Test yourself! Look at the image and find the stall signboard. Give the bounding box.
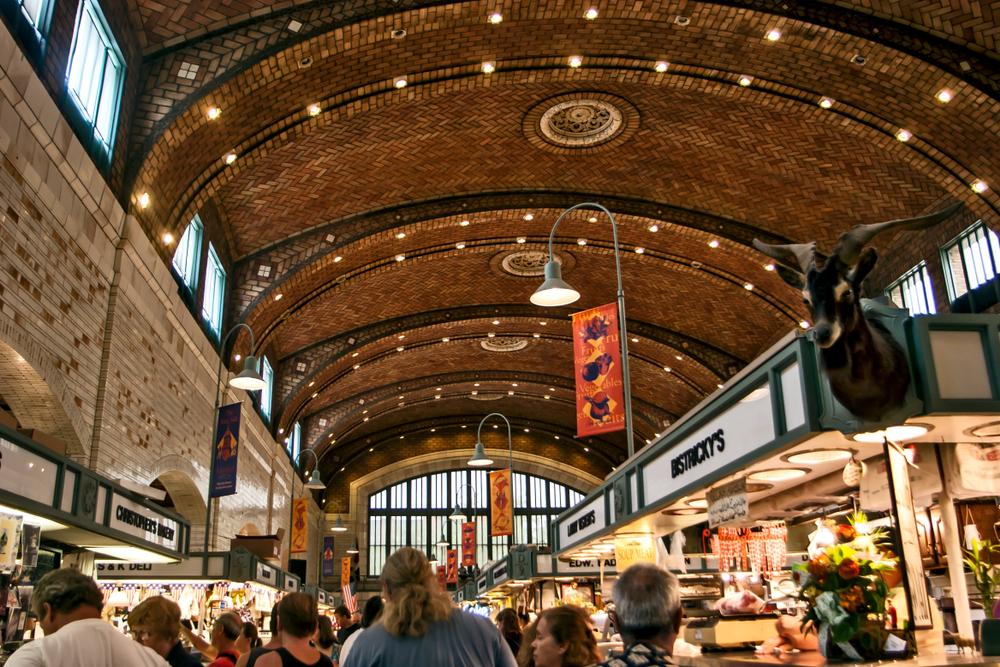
[108,493,180,552]
[706,478,749,528]
[256,561,278,588]
[0,437,58,504]
[477,575,488,594]
[558,495,605,550]
[614,534,656,571]
[553,557,618,575]
[573,303,626,437]
[282,573,300,593]
[491,559,509,586]
[97,558,207,578]
[641,384,775,509]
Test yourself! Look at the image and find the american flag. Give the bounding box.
[342,580,358,614]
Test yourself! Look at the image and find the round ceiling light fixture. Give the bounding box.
[785,449,853,465]
[851,424,931,443]
[967,421,1000,438]
[747,468,808,482]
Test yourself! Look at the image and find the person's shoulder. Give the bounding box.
[4,639,43,667]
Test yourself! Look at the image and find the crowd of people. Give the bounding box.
[4,548,684,667]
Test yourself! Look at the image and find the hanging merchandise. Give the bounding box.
[710,522,787,575]
[0,513,23,570]
[667,531,687,573]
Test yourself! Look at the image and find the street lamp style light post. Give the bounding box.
[531,202,636,458]
[203,323,267,558]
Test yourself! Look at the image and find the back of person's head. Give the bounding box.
[361,595,384,628]
[612,563,681,641]
[517,620,537,667]
[268,602,280,635]
[31,568,103,620]
[333,604,350,619]
[380,546,453,637]
[214,611,242,642]
[278,592,318,639]
[316,615,336,649]
[496,607,522,638]
[536,606,601,667]
[242,620,261,648]
[129,595,182,643]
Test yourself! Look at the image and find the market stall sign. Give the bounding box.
[614,534,656,571]
[706,478,749,528]
[96,557,207,578]
[559,496,605,548]
[491,560,508,585]
[554,557,618,575]
[255,561,278,587]
[0,437,58,506]
[109,493,180,551]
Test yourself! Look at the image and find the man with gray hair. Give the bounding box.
[597,563,681,667]
[207,612,243,667]
[7,568,167,666]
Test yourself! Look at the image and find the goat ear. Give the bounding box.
[776,265,805,290]
[848,247,878,286]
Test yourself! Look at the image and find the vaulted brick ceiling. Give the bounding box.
[126,0,1000,492]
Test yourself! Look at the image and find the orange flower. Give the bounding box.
[839,585,864,612]
[808,554,830,579]
[837,523,857,542]
[838,558,860,580]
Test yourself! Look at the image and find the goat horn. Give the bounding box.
[751,239,818,274]
[834,201,964,265]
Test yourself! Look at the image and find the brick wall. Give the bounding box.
[0,18,322,580]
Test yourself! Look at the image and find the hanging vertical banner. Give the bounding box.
[436,565,447,590]
[321,536,336,577]
[490,469,513,537]
[209,403,242,498]
[290,498,309,554]
[572,303,625,437]
[342,556,352,584]
[461,521,476,566]
[20,524,40,568]
[446,548,458,584]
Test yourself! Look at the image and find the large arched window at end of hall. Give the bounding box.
[366,469,586,577]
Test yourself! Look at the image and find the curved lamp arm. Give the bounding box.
[545,202,625,299]
[476,412,513,473]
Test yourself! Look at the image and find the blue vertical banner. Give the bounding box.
[322,536,336,577]
[210,403,241,498]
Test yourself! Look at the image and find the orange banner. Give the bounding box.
[290,498,309,553]
[572,302,626,437]
[436,565,447,590]
[446,548,458,583]
[490,469,513,537]
[461,521,476,566]
[342,556,352,584]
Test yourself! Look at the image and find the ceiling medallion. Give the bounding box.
[481,337,528,352]
[501,251,549,277]
[470,393,505,401]
[524,93,639,154]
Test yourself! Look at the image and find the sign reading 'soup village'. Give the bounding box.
[706,477,749,528]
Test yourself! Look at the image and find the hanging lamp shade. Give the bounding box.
[436,532,450,548]
[427,548,439,568]
[449,506,466,523]
[304,468,325,490]
[331,517,348,532]
[530,261,580,307]
[346,539,360,555]
[230,356,267,391]
[467,441,493,467]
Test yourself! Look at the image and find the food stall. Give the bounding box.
[95,547,297,641]
[552,314,1000,660]
[0,424,190,645]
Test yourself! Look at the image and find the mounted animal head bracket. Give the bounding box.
[753,202,963,348]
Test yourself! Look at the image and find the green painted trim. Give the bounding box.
[910,315,1000,412]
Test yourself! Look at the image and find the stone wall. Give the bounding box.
[0,18,322,581]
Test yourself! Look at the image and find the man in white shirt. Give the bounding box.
[6,568,167,667]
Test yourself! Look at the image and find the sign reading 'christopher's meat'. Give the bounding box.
[572,303,625,438]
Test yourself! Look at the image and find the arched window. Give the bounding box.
[367,469,585,577]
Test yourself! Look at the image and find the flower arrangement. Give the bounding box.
[963,538,1000,619]
[794,513,899,661]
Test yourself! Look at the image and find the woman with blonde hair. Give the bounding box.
[343,547,515,667]
[530,606,601,667]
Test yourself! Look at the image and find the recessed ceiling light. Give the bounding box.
[786,449,852,465]
[224,152,237,164]
[398,395,404,400]
[487,332,496,338]
[588,216,598,223]
[631,338,638,343]
[488,11,503,24]
[852,424,930,443]
[708,239,720,248]
[308,103,321,116]
[971,179,989,193]
[544,395,550,399]
[654,61,669,73]
[748,468,808,482]
[460,219,470,226]
[508,391,514,395]
[398,334,405,339]
[743,282,754,291]
[663,366,671,372]
[533,333,541,338]
[395,254,405,261]
[584,7,598,20]
[935,88,954,104]
[516,236,526,244]
[435,394,441,399]
[717,383,724,389]
[584,446,589,452]
[471,391,478,395]
[275,293,284,300]
[799,320,810,329]
[334,255,343,262]
[369,447,374,452]
[442,337,450,342]
[764,263,775,271]
[511,383,518,387]
[138,192,151,209]
[549,387,555,392]
[352,352,359,357]
[554,435,560,440]
[436,387,442,391]
[162,232,175,244]
[895,128,912,142]
[482,61,496,74]
[818,97,834,109]
[687,498,708,508]
[353,363,360,369]
[278,428,284,434]
[474,383,480,387]
[395,231,406,239]
[455,242,466,249]
[312,392,318,398]
[524,213,534,221]
[648,224,659,232]
[675,355,682,360]
[523,427,529,432]
[396,346,404,352]
[577,238,587,245]
[206,106,221,120]
[492,320,500,325]
[394,76,408,89]
[568,55,583,68]
[539,321,547,326]
[234,354,241,361]
[765,28,781,42]
[634,247,645,254]
[431,428,437,432]
[738,75,753,87]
